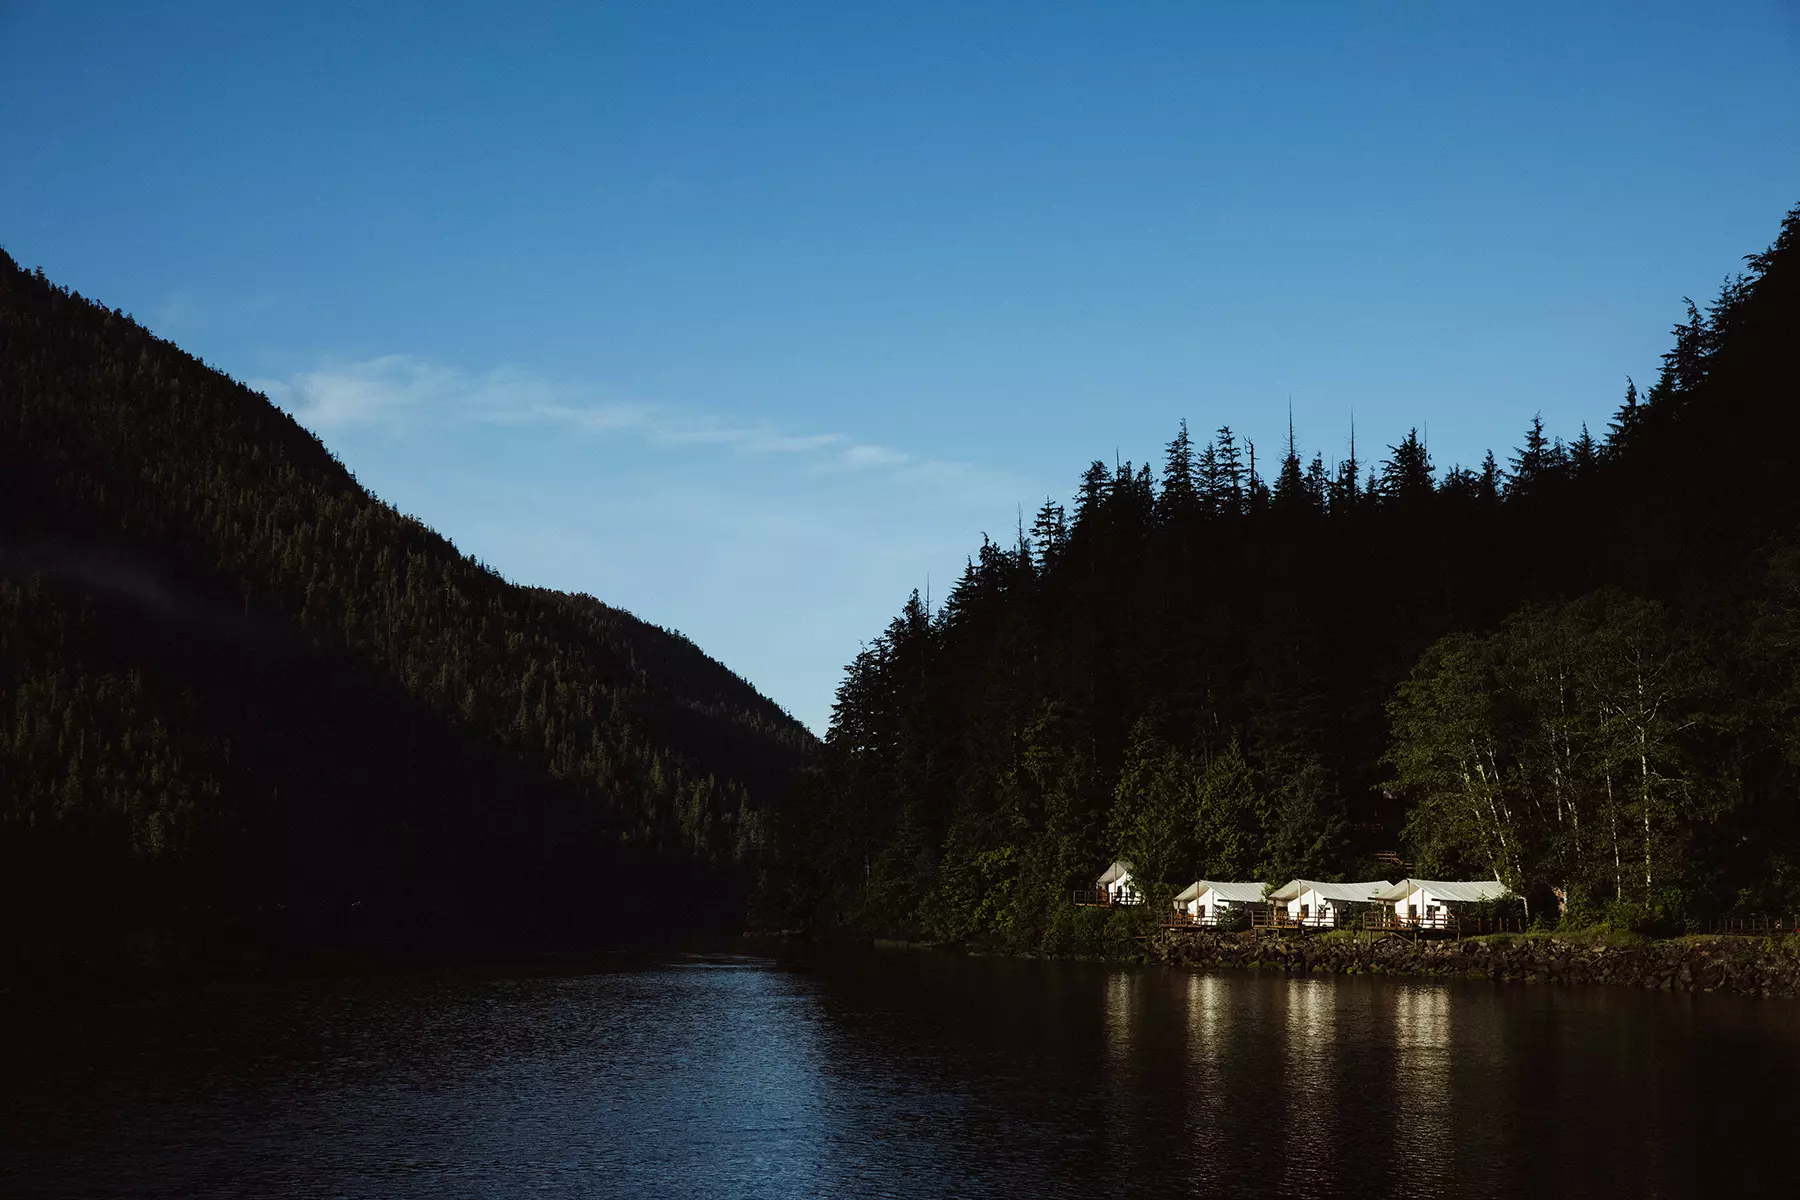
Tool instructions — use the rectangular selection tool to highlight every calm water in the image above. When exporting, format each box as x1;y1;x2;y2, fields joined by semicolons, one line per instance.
5;949;1799;1198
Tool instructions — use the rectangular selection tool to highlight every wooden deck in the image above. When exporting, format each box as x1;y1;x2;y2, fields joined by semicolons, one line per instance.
1250;908;1340;933
1359;911;1525;940
1161;912;1251;930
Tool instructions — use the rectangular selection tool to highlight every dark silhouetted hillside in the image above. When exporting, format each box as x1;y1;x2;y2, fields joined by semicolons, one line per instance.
0;252;816;962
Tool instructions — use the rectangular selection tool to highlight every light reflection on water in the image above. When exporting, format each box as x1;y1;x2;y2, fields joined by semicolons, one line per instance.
1279;978;1340;1195
4;952;1800;1198
1390;983;1454;1198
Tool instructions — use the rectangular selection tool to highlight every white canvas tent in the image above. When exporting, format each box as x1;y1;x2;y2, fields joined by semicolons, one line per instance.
1173;881;1268;923
1371;879;1511;927
1096;861;1141;904
1268;879;1393;927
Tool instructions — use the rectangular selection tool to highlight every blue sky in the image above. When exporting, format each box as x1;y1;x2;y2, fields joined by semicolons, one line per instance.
4;2;1798;731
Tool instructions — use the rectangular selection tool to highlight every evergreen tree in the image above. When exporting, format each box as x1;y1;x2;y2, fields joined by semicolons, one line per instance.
1662;298;1711;397
1244;440;1270;516
1214;427;1245;517
1073;461;1112;530
1107;718;1194;898
1272;443;1308;514
1570;424;1599;476
1478;451;1503;505
1329;422;1361;514
1439;465;1480;502
1303;453;1330;511
1030;498;1069;570
1197;442;1223;516
1607;378;1642;451
1378;428;1434;505
1157;419;1201;526
1508;414;1553;497
1192;737;1270;880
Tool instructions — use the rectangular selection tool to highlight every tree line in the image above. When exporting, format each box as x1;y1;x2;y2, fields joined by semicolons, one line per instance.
756;203;1800;945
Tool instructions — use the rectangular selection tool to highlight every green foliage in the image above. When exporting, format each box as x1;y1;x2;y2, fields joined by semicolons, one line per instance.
1194;738;1270;880
929;845;1022;945
1108;719;1195;899
1389;589;1732;917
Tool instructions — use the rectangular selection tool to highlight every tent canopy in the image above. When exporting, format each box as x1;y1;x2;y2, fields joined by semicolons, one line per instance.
1269;879;1392;903
1201;881;1269;903
1097;861;1133;886
1372;879;1511;904
1173;880;1267;904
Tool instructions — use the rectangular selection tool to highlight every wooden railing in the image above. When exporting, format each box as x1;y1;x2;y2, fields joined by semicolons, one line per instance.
1359;911;1526;937
1362;910;1459;934
1165;910;1255;928
1251;908;1346;931
1071;887;1144;907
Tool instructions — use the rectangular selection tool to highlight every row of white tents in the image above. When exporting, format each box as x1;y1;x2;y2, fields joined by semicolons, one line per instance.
1097;863;1510;927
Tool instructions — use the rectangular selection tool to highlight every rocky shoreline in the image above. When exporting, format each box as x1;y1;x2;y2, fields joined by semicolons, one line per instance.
1148;928;1800;997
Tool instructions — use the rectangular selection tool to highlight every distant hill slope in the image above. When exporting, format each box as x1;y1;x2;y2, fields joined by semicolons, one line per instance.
0;251;815;953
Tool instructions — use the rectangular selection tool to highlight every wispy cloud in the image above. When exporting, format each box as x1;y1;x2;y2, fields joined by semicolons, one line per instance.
252;354;1036;734
842;443;910;469
253;354;968;479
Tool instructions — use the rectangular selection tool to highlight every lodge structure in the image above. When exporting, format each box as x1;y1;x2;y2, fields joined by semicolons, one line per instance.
1171;880;1268;925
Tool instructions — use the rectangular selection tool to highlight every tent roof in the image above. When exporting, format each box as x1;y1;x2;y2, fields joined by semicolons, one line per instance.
1197;881;1269;903
1269;879;1392;903
1097;861;1133;885
1174;881;1203;903
1373;879;1512;903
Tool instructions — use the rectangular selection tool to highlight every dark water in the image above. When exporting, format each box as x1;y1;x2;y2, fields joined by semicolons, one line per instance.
5;951;1799;1198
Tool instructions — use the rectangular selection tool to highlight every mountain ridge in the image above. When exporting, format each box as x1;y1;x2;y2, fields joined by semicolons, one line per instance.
0;249;815;960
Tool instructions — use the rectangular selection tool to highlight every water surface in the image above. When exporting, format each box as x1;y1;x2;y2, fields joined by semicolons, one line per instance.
5;950;1797;1197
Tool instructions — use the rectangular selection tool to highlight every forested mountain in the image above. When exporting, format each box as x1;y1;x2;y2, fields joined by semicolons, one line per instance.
0;251;815;958
761;204;1800;946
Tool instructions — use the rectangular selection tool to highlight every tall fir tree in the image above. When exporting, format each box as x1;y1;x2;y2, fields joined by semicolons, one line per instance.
1508;414;1553;497
1607;377;1642;451
1379;428;1434;505
1214;426;1245;517
1272;411;1309;515
1158;419;1201;526
1030;498;1068;569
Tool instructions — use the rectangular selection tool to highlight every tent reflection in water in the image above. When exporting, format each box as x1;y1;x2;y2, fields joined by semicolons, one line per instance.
1369;879;1512;931
1267;879;1394;928
1171;880;1268;925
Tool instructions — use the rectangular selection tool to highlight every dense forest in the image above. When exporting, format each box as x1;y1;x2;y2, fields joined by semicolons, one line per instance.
0;251;815;962
758;204;1800;948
